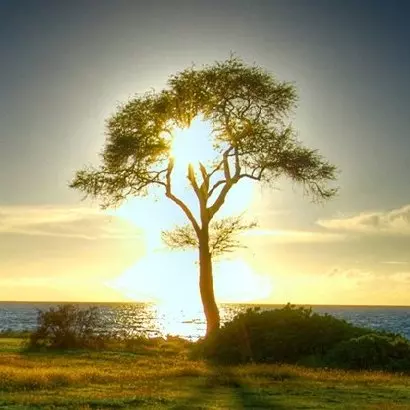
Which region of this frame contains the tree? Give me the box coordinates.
[70,57,338,336]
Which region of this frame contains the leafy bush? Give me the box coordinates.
[28,304,105,349]
[27,305,193,353]
[325,333,410,371]
[197,304,370,365]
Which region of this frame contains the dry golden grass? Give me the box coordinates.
[0,339,409,409]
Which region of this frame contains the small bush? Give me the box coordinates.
[28,304,105,350]
[197,304,371,365]
[325,333,410,371]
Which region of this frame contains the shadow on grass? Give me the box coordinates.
[171,364,287,409]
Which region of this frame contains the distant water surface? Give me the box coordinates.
[0,302,409,340]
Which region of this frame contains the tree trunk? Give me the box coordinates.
[198,229,220,336]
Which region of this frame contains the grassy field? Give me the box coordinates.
[0,337,410,409]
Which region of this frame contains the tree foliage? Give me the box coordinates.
[161,215,256,257]
[70,57,337,217]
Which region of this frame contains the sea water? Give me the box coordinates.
[0,302,409,340]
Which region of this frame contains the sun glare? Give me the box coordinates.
[170,116,216,169]
[105,115,263,309]
[109,253,272,309]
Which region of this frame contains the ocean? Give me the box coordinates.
[0,302,409,340]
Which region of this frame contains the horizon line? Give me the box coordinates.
[0,300,409,308]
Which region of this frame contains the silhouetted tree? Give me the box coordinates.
[70,57,337,336]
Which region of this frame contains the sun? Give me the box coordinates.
[170,116,216,169]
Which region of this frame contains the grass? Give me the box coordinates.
[0,336,410,409]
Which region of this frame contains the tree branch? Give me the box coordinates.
[187,164,201,200]
[165,159,201,235]
[207,149,233,198]
[208,178,238,219]
[233,146,241,178]
[208,179,226,198]
[208,146,242,219]
[238,167,265,181]
[209,160,224,178]
[199,163,209,188]
[223,146,233,181]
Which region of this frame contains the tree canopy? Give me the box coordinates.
[71,57,337,218]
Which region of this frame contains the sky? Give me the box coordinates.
[1,0,410,306]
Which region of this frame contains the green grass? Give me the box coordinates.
[0,338,410,409]
[0,338,25,353]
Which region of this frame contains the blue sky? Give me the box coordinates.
[1,0,410,304]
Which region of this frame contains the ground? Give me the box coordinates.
[0,337,410,409]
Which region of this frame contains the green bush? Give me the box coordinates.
[197,304,370,365]
[325,333,410,371]
[28,304,105,349]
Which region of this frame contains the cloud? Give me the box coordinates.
[389,272,410,282]
[318,204,410,235]
[327,266,410,287]
[327,266,372,279]
[381,261,408,265]
[0,205,141,240]
[244,229,345,243]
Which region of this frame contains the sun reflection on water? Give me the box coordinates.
[152,302,206,339]
[100,302,244,340]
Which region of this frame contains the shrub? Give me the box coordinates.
[197,304,371,365]
[28,304,105,349]
[325,333,410,371]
